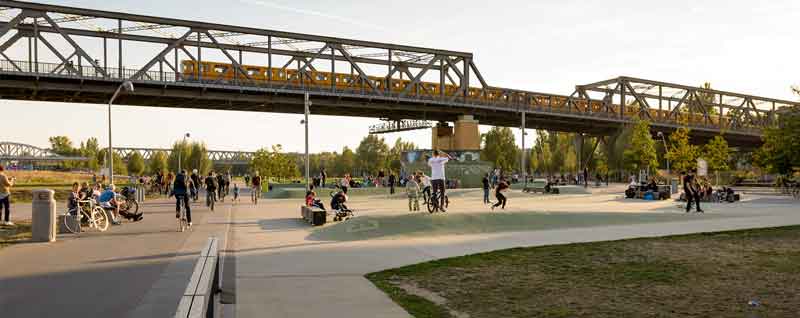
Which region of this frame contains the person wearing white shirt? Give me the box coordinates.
[427,150,454,212]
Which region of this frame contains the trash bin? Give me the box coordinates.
[32,189,57,242]
[670,179,679,194]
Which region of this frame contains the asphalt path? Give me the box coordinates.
[0,190,239,318]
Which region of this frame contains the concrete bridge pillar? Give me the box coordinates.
[431,115,481,151]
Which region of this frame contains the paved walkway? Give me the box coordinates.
[0,193,234,318]
[228,189,800,318]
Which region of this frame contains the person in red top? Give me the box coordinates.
[491,179,509,210]
[305,190,325,210]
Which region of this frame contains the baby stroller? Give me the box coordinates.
[329,190,353,222]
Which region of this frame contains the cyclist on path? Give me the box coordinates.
[427,150,454,212]
[173,169,192,227]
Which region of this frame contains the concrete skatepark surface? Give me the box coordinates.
[2,184,799,317]
[229,186,800,318]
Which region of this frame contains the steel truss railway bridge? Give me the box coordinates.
[0,142,254,165]
[0,141,86,162]
[0,0,797,150]
[114,147,254,165]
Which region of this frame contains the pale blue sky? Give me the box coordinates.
[3,0,798,153]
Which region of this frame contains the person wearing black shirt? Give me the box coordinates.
[173,170,192,225]
[482,174,491,204]
[491,179,509,210]
[388,173,396,194]
[683,171,703,213]
[205,172,217,207]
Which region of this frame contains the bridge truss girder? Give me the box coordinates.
[0,141,87,161]
[0,0,796,148]
[113,147,255,165]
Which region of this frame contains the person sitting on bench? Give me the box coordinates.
[305,190,325,210]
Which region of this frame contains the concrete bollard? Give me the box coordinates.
[31,189,57,242]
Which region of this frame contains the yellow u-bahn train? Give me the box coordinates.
[179,60,739,127]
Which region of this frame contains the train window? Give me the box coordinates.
[316,74,326,81]
[214,66,227,73]
[247,69,257,76]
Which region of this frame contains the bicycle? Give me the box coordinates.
[206,188,216,211]
[63,200,109,234]
[426,188,449,213]
[251,185,261,205]
[176,194,190,232]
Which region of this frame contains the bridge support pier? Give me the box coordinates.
[432,115,481,151]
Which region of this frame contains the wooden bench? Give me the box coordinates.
[301,205,326,226]
[175,237,220,318]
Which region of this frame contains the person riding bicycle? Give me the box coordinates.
[428,150,454,212]
[216,172,226,202]
[251,172,262,202]
[190,169,201,200]
[205,171,218,203]
[173,169,192,227]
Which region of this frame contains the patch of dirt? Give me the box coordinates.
[397,282,470,318]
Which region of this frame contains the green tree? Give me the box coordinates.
[623,119,658,173]
[48,136,76,155]
[355,135,389,174]
[334,146,356,176]
[167,140,192,173]
[79,137,100,171]
[148,151,169,175]
[97,148,127,175]
[250,145,299,180]
[665,127,700,173]
[481,127,518,172]
[703,135,731,181]
[126,152,146,176]
[755,106,800,175]
[387,138,417,173]
[187,142,212,175]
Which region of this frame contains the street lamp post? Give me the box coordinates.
[520,108,527,188]
[107,80,134,186]
[301,93,311,190]
[178,133,190,172]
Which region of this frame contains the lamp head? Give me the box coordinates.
[121,81,134,92]
[185,133,191,138]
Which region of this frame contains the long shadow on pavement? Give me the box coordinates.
[308,211,739,242]
[0,258,195,318]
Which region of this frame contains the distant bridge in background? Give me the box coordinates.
[0,142,255,165]
[0,141,87,162]
[114,147,255,165]
[0,0,797,149]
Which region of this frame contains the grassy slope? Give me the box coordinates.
[367,226,800,318]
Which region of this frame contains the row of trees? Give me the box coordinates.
[249,135,418,179]
[47,136,213,176]
[479,119,735,180]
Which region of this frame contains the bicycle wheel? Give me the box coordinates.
[91,207,109,232]
[63,212,79,234]
[128,200,139,214]
[426,195,437,213]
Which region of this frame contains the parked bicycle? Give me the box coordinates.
[63,199,109,233]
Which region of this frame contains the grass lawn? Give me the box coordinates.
[0,222,32,249]
[367,226,800,318]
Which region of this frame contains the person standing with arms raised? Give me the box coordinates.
[428,150,454,212]
[0,165,15,226]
